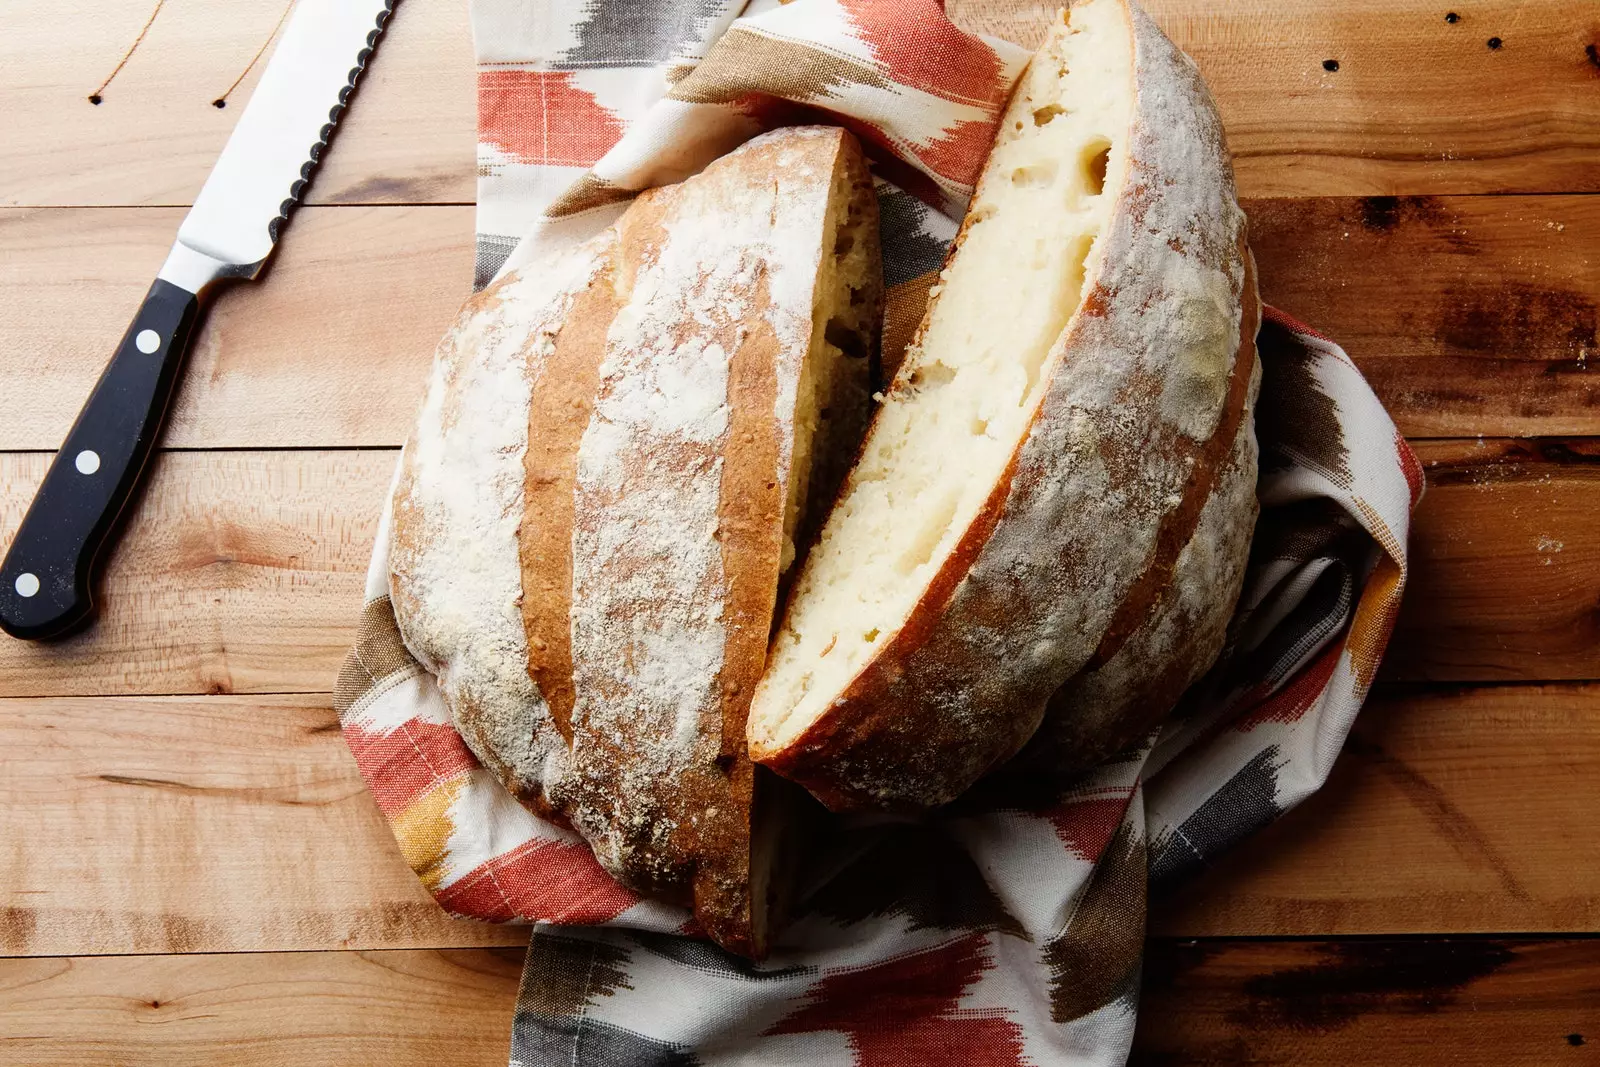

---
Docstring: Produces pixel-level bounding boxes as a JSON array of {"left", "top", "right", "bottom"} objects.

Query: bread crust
[
  {"left": 1001, "top": 251, "right": 1261, "bottom": 792},
  {"left": 518, "top": 128, "right": 880, "bottom": 955},
  {"left": 751, "top": 0, "right": 1258, "bottom": 811}
]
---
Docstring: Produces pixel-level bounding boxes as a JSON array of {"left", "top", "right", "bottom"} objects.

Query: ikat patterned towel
[{"left": 333, "top": 1, "right": 1424, "bottom": 1063}]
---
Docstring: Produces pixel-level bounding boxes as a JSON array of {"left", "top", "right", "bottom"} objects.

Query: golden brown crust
[
  {"left": 996, "top": 248, "right": 1262, "bottom": 794},
  {"left": 390, "top": 236, "right": 617, "bottom": 811},
  {"left": 716, "top": 269, "right": 787, "bottom": 764},
  {"left": 1088, "top": 241, "right": 1260, "bottom": 671},
  {"left": 509, "top": 128, "right": 879, "bottom": 956}
]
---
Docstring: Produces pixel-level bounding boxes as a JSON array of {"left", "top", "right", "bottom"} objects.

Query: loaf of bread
[
  {"left": 391, "top": 126, "right": 881, "bottom": 957},
  {"left": 747, "top": 0, "right": 1260, "bottom": 811}
]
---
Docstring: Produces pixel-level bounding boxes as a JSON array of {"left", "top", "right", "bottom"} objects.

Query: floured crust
[
  {"left": 1005, "top": 253, "right": 1262, "bottom": 788},
  {"left": 518, "top": 127, "right": 881, "bottom": 956},
  {"left": 750, "top": 0, "right": 1259, "bottom": 811}
]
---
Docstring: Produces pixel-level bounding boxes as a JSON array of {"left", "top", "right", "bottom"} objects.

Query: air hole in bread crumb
[
  {"left": 1032, "top": 103, "right": 1067, "bottom": 126},
  {"left": 907, "top": 362, "right": 957, "bottom": 391},
  {"left": 971, "top": 417, "right": 989, "bottom": 437},
  {"left": 1083, "top": 140, "right": 1112, "bottom": 195},
  {"left": 826, "top": 318, "right": 869, "bottom": 359},
  {"left": 863, "top": 628, "right": 880, "bottom": 642},
  {"left": 1011, "top": 161, "right": 1058, "bottom": 188},
  {"left": 895, "top": 489, "right": 959, "bottom": 575}
]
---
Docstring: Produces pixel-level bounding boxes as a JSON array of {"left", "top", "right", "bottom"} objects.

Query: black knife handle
[{"left": 0, "top": 279, "right": 200, "bottom": 640}]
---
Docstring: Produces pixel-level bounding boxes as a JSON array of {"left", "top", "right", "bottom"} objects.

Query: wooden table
[{"left": 2, "top": 0, "right": 1597, "bottom": 1062}]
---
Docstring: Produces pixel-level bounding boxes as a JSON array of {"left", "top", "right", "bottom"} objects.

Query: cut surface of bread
[
  {"left": 516, "top": 127, "right": 881, "bottom": 957},
  {"left": 753, "top": 0, "right": 1130, "bottom": 757},
  {"left": 749, "top": 0, "right": 1258, "bottom": 811}
]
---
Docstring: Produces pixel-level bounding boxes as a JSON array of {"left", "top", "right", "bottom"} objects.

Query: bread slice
[
  {"left": 747, "top": 0, "right": 1259, "bottom": 811},
  {"left": 517, "top": 127, "right": 882, "bottom": 956}
]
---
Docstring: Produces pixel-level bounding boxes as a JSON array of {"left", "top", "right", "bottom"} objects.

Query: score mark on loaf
[{"left": 388, "top": 0, "right": 1258, "bottom": 958}]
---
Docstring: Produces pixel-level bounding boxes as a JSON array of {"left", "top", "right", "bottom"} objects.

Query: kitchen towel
[{"left": 333, "top": 1, "right": 1424, "bottom": 1063}]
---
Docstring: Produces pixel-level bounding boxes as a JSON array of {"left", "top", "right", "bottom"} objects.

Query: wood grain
[
  {"left": 5, "top": 196, "right": 1597, "bottom": 451},
  {"left": 0, "top": 0, "right": 475, "bottom": 208},
  {"left": 0, "top": 451, "right": 382, "bottom": 698},
  {"left": 4, "top": 0, "right": 1597, "bottom": 209},
  {"left": 2, "top": 0, "right": 1591, "bottom": 1052},
  {"left": 954, "top": 0, "right": 1600, "bottom": 198},
  {"left": 1385, "top": 438, "right": 1600, "bottom": 683},
  {"left": 0, "top": 206, "right": 473, "bottom": 451},
  {"left": 1252, "top": 195, "right": 1600, "bottom": 438},
  {"left": 1134, "top": 937, "right": 1600, "bottom": 1065},
  {"left": 0, "top": 683, "right": 1592, "bottom": 957},
  {"left": 1152, "top": 682, "right": 1600, "bottom": 937},
  {"left": 0, "top": 949, "right": 522, "bottom": 1067},
  {"left": 0, "top": 693, "right": 528, "bottom": 957}
]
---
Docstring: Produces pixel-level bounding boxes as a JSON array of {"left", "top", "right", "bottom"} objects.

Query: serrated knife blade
[
  {"left": 165, "top": 0, "right": 395, "bottom": 287},
  {"left": 0, "top": 0, "right": 397, "bottom": 641}
]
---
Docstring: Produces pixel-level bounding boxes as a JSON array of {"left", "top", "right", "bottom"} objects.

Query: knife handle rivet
[
  {"left": 75, "top": 450, "right": 102, "bottom": 476},
  {"left": 135, "top": 329, "right": 161, "bottom": 354},
  {"left": 13, "top": 573, "right": 40, "bottom": 599}
]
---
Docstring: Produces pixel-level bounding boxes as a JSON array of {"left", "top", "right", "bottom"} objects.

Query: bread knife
[{"left": 0, "top": 0, "right": 396, "bottom": 640}]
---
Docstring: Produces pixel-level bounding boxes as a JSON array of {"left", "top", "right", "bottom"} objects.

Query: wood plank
[
  {"left": 0, "top": 451, "right": 383, "bottom": 698},
  {"left": 5, "top": 0, "right": 1598, "bottom": 208},
  {"left": 1252, "top": 195, "right": 1600, "bottom": 439},
  {"left": 0, "top": 939, "right": 1591, "bottom": 1065},
  {"left": 0, "top": 206, "right": 474, "bottom": 452},
  {"left": 5, "top": 196, "right": 1597, "bottom": 452},
  {"left": 1384, "top": 438, "right": 1600, "bottom": 683},
  {"left": 4, "top": 438, "right": 1590, "bottom": 699},
  {"left": 0, "top": 693, "right": 528, "bottom": 957},
  {"left": 1152, "top": 682, "right": 1600, "bottom": 937},
  {"left": 1134, "top": 938, "right": 1600, "bottom": 1065},
  {"left": 1, "top": 683, "right": 1593, "bottom": 957},
  {"left": 0, "top": 0, "right": 475, "bottom": 208},
  {"left": 962, "top": 0, "right": 1600, "bottom": 198},
  {"left": 0, "top": 949, "right": 522, "bottom": 1067}
]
